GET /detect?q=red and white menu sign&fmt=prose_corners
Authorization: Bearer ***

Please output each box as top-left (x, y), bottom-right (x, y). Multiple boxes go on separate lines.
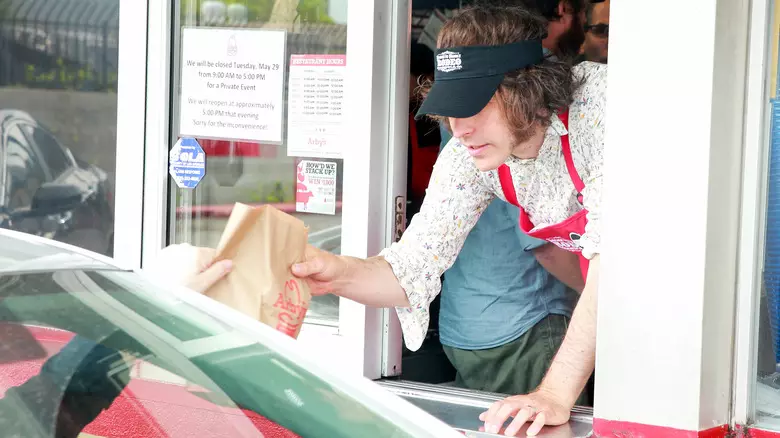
top-left (286, 54), bottom-right (346, 159)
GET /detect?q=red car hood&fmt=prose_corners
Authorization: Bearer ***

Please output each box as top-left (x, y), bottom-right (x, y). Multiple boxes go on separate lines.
top-left (0, 323), bottom-right (299, 438)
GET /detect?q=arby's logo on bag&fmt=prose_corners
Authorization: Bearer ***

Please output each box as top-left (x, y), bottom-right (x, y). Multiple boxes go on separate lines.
top-left (547, 232), bottom-right (583, 252)
top-left (274, 279), bottom-right (310, 337)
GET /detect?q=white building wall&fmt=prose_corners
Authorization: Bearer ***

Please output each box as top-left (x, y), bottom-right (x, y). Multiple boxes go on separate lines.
top-left (595, 0), bottom-right (749, 431)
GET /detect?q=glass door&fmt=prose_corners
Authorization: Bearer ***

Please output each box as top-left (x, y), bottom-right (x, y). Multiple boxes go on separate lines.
top-left (142, 0), bottom-right (404, 378)
top-left (169, 0), bottom-right (348, 328)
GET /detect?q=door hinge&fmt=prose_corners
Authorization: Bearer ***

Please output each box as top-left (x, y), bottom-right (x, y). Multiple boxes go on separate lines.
top-left (393, 196), bottom-right (406, 242)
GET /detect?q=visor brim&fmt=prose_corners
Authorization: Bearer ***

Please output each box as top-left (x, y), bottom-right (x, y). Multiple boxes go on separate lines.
top-left (414, 74), bottom-right (504, 121)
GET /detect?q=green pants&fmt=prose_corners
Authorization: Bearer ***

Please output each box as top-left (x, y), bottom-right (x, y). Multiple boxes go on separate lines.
top-left (442, 314), bottom-right (593, 407)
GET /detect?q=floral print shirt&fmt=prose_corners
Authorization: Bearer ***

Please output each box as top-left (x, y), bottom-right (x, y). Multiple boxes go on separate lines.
top-left (379, 61), bottom-right (608, 352)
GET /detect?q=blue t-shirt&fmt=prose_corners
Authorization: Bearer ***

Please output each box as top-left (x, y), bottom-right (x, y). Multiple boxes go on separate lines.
top-left (437, 127), bottom-right (578, 350)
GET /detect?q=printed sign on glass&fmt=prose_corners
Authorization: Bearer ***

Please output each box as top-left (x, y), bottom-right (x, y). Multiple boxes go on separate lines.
top-left (286, 54), bottom-right (346, 158)
top-left (179, 28), bottom-right (286, 143)
top-left (295, 160), bottom-right (337, 215)
top-left (169, 137), bottom-right (206, 189)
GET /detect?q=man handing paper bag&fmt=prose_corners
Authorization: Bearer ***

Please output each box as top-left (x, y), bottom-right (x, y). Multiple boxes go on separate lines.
top-left (148, 203), bottom-right (312, 339)
top-left (206, 203), bottom-right (312, 338)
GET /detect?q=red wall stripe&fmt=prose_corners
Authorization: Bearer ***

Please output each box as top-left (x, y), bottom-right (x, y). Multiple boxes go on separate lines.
top-left (593, 419), bottom-right (729, 437)
top-left (734, 424), bottom-right (780, 438)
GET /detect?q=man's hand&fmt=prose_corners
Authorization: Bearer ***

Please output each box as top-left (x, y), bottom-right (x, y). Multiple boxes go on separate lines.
top-left (292, 247), bottom-right (411, 308)
top-left (480, 389), bottom-right (571, 436)
top-left (484, 257), bottom-right (601, 437)
top-left (291, 245), bottom-right (350, 296)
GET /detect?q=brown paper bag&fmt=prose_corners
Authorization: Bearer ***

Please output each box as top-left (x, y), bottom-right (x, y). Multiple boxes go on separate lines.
top-left (205, 203), bottom-right (311, 339)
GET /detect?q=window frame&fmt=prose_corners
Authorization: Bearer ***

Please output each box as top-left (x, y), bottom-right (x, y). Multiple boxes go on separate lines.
top-left (138, 0), bottom-right (403, 378)
top-left (110, 0), bottom-right (150, 266)
top-left (733, 0), bottom-right (776, 425)
top-left (0, 125), bottom-right (6, 209)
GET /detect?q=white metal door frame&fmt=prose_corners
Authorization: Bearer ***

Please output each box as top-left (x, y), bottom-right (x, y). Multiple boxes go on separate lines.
top-left (112, 0), bottom-right (151, 269)
top-left (732, 0), bottom-right (775, 425)
top-left (140, 0), bottom-right (173, 269)
top-left (138, 0), bottom-right (403, 378)
top-left (378, 0), bottom-right (413, 378)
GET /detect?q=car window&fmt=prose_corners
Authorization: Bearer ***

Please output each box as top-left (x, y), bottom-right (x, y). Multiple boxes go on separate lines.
top-left (0, 232), bottom-right (111, 273)
top-left (0, 269), bottom-right (418, 438)
top-left (21, 125), bottom-right (72, 179)
top-left (4, 125), bottom-right (46, 212)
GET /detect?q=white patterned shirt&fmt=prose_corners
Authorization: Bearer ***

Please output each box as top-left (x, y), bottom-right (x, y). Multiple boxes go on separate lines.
top-left (379, 61), bottom-right (608, 352)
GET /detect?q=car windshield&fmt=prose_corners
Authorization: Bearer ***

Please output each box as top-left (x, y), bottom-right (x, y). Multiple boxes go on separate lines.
top-left (0, 232), bottom-right (110, 274)
top-left (0, 268), bottom-right (416, 438)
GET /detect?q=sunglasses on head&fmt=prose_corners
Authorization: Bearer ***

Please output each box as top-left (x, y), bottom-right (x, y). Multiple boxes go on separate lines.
top-left (585, 23), bottom-right (609, 37)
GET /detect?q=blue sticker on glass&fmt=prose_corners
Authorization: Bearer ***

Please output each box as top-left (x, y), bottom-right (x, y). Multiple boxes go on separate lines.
top-left (169, 137), bottom-right (206, 189)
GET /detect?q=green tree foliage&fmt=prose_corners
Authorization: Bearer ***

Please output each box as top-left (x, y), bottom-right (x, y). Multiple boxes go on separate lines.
top-left (181, 0), bottom-right (333, 25)
top-left (295, 0), bottom-right (333, 24)
top-left (230, 0), bottom-right (273, 22)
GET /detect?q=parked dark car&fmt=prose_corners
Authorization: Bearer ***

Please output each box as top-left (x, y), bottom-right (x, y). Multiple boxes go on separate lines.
top-left (0, 109), bottom-right (114, 256)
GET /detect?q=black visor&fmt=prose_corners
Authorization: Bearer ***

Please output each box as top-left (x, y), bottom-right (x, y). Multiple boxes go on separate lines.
top-left (415, 40), bottom-right (544, 120)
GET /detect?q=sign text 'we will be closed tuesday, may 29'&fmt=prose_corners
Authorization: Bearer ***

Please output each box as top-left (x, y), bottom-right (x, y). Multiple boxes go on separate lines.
top-left (178, 28), bottom-right (286, 143)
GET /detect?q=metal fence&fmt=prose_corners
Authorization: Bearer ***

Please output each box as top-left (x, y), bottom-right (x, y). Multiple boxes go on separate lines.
top-left (0, 0), bottom-right (119, 92)
top-left (245, 21), bottom-right (347, 55)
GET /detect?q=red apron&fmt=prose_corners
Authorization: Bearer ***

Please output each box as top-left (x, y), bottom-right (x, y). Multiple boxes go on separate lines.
top-left (497, 110), bottom-right (591, 279)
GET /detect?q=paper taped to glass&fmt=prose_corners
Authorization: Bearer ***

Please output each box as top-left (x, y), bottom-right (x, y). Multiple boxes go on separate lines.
top-left (205, 203), bottom-right (311, 339)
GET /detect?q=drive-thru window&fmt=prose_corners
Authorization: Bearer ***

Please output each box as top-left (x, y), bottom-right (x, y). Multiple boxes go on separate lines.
top-left (5, 0), bottom-right (780, 435)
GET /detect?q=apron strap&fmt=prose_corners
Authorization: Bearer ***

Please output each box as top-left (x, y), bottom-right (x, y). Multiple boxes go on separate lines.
top-left (558, 111), bottom-right (585, 204)
top-left (499, 163), bottom-right (536, 231)
top-left (499, 110), bottom-right (584, 207)
top-left (498, 164), bottom-right (519, 207)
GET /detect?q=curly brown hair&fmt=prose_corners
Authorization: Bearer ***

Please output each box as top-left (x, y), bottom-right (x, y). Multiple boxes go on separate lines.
top-left (418, 5), bottom-right (584, 144)
top-left (472, 0), bottom-right (588, 21)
